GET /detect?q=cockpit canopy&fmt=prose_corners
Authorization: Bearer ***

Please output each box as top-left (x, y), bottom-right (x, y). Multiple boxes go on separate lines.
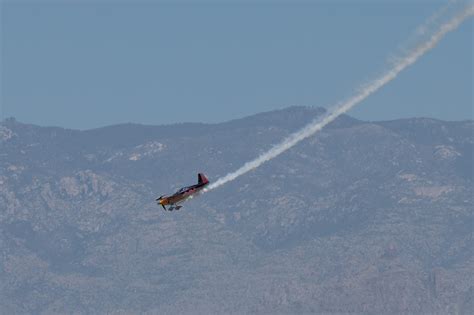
top-left (177, 187), bottom-right (189, 194)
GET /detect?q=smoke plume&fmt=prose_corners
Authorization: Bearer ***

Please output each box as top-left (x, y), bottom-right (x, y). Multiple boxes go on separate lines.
top-left (205, 5), bottom-right (473, 192)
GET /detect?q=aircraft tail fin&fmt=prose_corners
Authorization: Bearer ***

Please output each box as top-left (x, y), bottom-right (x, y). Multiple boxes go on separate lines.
top-left (198, 173), bottom-right (209, 185)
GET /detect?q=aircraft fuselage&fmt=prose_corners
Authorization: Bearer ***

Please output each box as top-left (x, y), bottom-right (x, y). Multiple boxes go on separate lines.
top-left (156, 173), bottom-right (209, 211)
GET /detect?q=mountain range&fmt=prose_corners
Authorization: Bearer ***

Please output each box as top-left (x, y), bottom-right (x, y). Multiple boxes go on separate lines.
top-left (0, 106), bottom-right (472, 314)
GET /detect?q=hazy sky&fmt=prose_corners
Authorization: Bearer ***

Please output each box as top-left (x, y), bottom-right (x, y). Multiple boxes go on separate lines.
top-left (1, 0), bottom-right (472, 129)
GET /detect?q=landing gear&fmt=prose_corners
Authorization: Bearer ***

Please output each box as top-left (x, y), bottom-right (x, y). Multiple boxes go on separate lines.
top-left (167, 205), bottom-right (182, 211)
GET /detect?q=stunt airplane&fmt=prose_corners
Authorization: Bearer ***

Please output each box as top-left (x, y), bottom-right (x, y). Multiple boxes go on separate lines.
top-left (156, 173), bottom-right (209, 211)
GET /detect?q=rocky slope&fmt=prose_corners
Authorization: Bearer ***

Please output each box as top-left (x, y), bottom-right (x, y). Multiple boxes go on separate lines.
top-left (0, 107), bottom-right (472, 314)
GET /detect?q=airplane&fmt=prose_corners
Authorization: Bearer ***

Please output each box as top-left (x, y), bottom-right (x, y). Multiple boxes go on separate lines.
top-left (156, 173), bottom-right (209, 211)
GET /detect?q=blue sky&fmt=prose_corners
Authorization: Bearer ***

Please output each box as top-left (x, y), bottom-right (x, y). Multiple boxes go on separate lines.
top-left (1, 0), bottom-right (472, 129)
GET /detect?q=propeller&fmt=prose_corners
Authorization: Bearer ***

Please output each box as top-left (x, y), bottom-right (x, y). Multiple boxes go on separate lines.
top-left (156, 195), bottom-right (167, 211)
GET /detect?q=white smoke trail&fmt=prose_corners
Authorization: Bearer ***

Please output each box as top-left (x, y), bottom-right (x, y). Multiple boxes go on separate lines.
top-left (416, 0), bottom-right (457, 36)
top-left (205, 5), bottom-right (474, 192)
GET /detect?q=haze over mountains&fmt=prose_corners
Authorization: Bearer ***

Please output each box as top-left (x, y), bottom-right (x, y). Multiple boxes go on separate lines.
top-left (0, 106), bottom-right (472, 314)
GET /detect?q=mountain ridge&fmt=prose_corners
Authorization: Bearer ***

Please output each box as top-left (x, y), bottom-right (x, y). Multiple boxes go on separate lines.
top-left (0, 106), bottom-right (472, 314)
